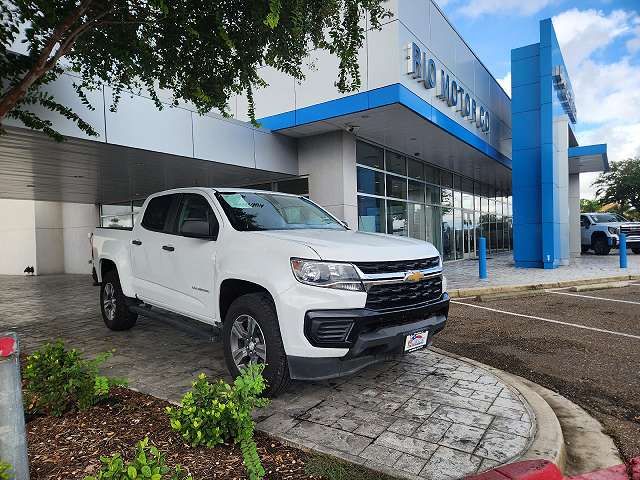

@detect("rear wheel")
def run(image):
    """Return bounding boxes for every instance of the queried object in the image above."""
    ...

[222,292,290,397]
[592,237,611,256]
[632,247,640,254]
[100,270,137,331]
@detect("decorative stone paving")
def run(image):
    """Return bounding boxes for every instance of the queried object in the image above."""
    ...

[1,274,535,479]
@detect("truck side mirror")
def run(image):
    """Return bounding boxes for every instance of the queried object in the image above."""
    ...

[181,219,216,240]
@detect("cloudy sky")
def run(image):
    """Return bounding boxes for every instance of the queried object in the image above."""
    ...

[436,0,640,198]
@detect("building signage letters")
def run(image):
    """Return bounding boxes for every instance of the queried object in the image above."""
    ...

[406,43,490,135]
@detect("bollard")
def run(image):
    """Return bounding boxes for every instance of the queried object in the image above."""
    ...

[478,237,488,279]
[619,233,628,269]
[0,332,29,480]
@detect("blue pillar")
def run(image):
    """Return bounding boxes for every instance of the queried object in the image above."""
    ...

[479,237,488,279]
[620,234,627,269]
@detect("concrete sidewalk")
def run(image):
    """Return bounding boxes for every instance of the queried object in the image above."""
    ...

[445,252,640,291]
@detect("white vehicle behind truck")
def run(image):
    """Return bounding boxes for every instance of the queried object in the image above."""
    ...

[92,188,449,395]
[580,212,640,256]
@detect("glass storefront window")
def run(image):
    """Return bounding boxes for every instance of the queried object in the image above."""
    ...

[426,185,440,205]
[408,159,424,180]
[386,152,407,176]
[426,206,442,252]
[441,188,453,207]
[425,165,439,184]
[386,175,407,199]
[408,203,426,240]
[453,190,462,208]
[462,192,473,210]
[454,210,464,260]
[357,167,385,196]
[387,200,408,236]
[442,209,454,261]
[441,171,453,188]
[408,180,425,203]
[356,141,384,169]
[358,196,386,233]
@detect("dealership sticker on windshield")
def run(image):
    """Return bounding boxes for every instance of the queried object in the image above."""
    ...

[405,330,428,352]
[222,194,252,209]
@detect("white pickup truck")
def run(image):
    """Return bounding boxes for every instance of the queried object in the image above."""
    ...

[93,188,449,395]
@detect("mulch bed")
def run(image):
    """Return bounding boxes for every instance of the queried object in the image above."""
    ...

[26,387,317,480]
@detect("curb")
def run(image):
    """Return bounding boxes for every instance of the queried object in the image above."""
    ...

[430,348,566,470]
[448,274,640,299]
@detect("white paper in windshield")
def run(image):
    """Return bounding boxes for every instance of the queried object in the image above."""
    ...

[222,194,252,209]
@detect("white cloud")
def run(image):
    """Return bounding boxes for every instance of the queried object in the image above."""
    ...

[497,72,511,97]
[551,8,640,198]
[457,0,555,18]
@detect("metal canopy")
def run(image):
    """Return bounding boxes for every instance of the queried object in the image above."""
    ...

[0,127,293,204]
[568,144,609,175]
[277,103,513,194]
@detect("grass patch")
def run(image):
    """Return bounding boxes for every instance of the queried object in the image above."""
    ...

[304,454,398,480]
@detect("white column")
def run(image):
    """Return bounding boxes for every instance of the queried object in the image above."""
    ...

[297,131,358,228]
[568,173,581,256]
[0,199,37,275]
[62,203,99,274]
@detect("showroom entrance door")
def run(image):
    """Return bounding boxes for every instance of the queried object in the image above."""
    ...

[463,211,476,259]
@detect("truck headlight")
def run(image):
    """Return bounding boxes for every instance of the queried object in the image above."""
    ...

[608,227,619,235]
[290,259,364,292]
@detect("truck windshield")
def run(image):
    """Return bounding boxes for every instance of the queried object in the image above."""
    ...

[216,192,346,231]
[590,213,627,223]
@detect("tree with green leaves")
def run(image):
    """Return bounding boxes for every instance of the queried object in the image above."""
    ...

[1,0,390,141]
[579,198,602,213]
[593,158,640,215]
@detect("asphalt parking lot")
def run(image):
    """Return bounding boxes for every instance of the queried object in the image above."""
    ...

[434,283,640,461]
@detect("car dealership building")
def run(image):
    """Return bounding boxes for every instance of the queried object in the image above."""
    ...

[0,0,608,275]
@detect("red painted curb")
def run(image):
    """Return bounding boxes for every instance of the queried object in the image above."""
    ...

[467,457,640,480]
[0,336,16,357]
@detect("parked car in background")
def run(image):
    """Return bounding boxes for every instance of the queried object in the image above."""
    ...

[92,188,450,395]
[580,212,640,255]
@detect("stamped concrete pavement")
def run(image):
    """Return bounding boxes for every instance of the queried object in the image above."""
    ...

[1,274,535,479]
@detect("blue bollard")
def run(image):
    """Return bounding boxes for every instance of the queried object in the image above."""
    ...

[619,233,627,269]
[479,237,488,279]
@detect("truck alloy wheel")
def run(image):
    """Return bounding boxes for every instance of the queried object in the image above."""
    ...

[103,283,117,321]
[229,314,267,368]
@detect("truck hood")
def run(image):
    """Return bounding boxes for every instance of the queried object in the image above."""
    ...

[253,229,441,262]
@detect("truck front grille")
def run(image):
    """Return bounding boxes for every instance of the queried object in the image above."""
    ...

[365,276,443,310]
[355,257,440,275]
[620,225,640,237]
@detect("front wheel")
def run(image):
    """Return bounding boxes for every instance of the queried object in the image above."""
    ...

[100,270,137,331]
[592,237,611,255]
[632,247,640,254]
[222,293,290,397]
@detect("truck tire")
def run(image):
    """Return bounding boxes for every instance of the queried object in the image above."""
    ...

[592,237,611,256]
[632,248,640,254]
[222,292,291,397]
[100,270,137,331]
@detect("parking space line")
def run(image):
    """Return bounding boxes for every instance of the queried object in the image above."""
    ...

[546,290,640,306]
[450,300,640,340]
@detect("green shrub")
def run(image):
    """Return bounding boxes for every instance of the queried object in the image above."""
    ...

[166,365,270,480]
[0,460,13,480]
[23,340,125,416]
[84,437,192,480]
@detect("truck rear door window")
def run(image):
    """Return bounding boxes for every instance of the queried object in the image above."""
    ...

[141,194,176,232]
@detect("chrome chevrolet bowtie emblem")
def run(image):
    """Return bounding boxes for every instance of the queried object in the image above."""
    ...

[404,271,425,283]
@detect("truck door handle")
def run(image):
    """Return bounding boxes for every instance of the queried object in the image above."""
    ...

[162,245,175,252]
[132,240,142,246]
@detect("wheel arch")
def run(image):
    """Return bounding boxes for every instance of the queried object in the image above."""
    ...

[219,279,275,322]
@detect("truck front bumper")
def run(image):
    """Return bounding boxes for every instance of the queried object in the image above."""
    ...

[287,294,449,380]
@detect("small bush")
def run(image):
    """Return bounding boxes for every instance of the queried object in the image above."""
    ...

[0,460,13,480]
[23,340,125,416]
[166,364,270,480]
[84,437,192,480]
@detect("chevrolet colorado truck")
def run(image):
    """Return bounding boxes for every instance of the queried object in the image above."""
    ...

[93,188,449,395]
[580,212,640,255]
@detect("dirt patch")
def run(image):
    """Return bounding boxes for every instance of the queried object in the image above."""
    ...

[435,291,640,462]
[26,387,315,480]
